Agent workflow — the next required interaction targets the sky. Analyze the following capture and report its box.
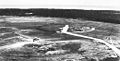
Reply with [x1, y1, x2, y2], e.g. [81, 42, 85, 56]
[0, 0, 120, 10]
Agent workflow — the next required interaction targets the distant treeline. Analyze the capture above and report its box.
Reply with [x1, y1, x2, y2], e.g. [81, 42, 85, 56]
[0, 8, 120, 23]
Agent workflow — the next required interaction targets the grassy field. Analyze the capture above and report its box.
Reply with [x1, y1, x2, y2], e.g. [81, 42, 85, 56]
[0, 16, 120, 61]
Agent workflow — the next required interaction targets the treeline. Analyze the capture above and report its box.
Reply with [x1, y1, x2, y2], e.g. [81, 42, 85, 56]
[0, 8, 120, 23]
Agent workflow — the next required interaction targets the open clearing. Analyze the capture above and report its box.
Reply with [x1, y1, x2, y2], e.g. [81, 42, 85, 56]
[0, 16, 120, 61]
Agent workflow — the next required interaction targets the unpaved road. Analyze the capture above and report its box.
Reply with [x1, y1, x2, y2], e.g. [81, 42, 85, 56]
[0, 41, 39, 50]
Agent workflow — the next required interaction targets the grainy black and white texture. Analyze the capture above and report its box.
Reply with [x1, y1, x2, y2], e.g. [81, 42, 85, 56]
[0, 9, 120, 61]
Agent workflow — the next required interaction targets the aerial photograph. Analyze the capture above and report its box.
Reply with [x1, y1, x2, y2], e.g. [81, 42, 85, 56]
[0, 0, 120, 61]
[0, 8, 120, 61]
